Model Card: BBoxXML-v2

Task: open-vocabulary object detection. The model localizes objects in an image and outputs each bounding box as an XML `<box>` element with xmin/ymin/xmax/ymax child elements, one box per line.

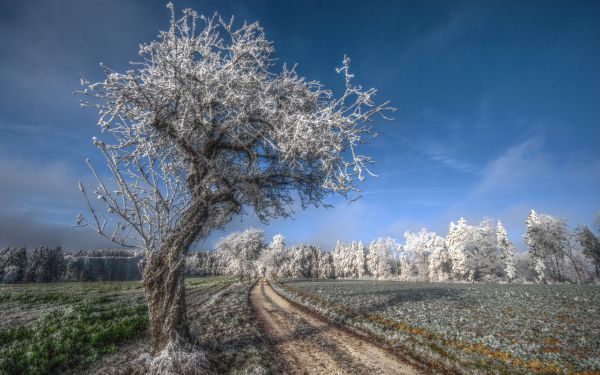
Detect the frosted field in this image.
<box><xmin>0</xmin><ymin>277</ymin><xmax>279</xmax><ymax>374</ymax></box>
<box><xmin>277</xmin><ymin>280</ymin><xmax>600</xmax><ymax>374</ymax></box>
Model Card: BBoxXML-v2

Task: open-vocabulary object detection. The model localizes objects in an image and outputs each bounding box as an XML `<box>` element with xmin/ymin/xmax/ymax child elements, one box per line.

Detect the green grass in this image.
<box><xmin>0</xmin><ymin>291</ymin><xmax>79</xmax><ymax>305</ymax></box>
<box><xmin>0</xmin><ymin>277</ymin><xmax>238</xmax><ymax>375</ymax></box>
<box><xmin>0</xmin><ymin>297</ymin><xmax>148</xmax><ymax>375</ymax></box>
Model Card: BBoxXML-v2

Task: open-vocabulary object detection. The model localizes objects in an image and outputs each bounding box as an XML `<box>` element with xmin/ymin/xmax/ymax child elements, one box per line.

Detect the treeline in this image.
<box><xmin>0</xmin><ymin>247</ymin><xmax>143</xmax><ymax>283</ymax></box>
<box><xmin>4</xmin><ymin>210</ymin><xmax>599</xmax><ymax>285</ymax></box>
<box><xmin>206</xmin><ymin>210</ymin><xmax>600</xmax><ymax>284</ymax></box>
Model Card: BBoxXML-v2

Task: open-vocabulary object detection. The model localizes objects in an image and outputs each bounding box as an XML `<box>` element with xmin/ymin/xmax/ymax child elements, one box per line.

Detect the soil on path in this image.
<box><xmin>250</xmin><ymin>279</ymin><xmax>422</xmax><ymax>375</ymax></box>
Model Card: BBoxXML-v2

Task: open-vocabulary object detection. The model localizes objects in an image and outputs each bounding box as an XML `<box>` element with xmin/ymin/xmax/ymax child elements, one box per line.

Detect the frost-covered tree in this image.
<box><xmin>446</xmin><ymin>219</ymin><xmax>468</xmax><ymax>280</ymax></box>
<box><xmin>286</xmin><ymin>244</ymin><xmax>322</xmax><ymax>278</ymax></box>
<box><xmin>77</xmin><ymin>3</ymin><xmax>391</xmax><ymax>358</ymax></box>
<box><xmin>496</xmin><ymin>221</ymin><xmax>516</xmax><ymax>281</ymax></box>
<box><xmin>332</xmin><ymin>241</ymin><xmax>354</xmax><ymax>278</ymax></box>
<box><xmin>352</xmin><ymin>242</ymin><xmax>368</xmax><ymax>278</ymax></box>
<box><xmin>445</xmin><ymin>218</ymin><xmax>499</xmax><ymax>282</ymax></box>
<box><xmin>259</xmin><ymin>234</ymin><xmax>287</xmax><ymax>279</ymax></box>
<box><xmin>575</xmin><ymin>224</ymin><xmax>600</xmax><ymax>278</ymax></box>
<box><xmin>427</xmin><ymin>234</ymin><xmax>450</xmax><ymax>282</ymax></box>
<box><xmin>26</xmin><ymin>247</ymin><xmax>65</xmax><ymax>283</ymax></box>
<box><xmin>366</xmin><ymin>237</ymin><xmax>397</xmax><ymax>279</ymax></box>
<box><xmin>404</xmin><ymin>229</ymin><xmax>440</xmax><ymax>280</ymax></box>
<box><xmin>185</xmin><ymin>251</ymin><xmax>221</xmax><ymax>276</ymax></box>
<box><xmin>317</xmin><ymin>252</ymin><xmax>336</xmax><ymax>279</ymax></box>
<box><xmin>0</xmin><ymin>247</ymin><xmax>27</xmax><ymax>283</ymax></box>
<box><xmin>216</xmin><ymin>229</ymin><xmax>265</xmax><ymax>282</ymax></box>
<box><xmin>525</xmin><ymin>210</ymin><xmax>570</xmax><ymax>283</ymax></box>
<box><xmin>474</xmin><ymin>219</ymin><xmax>499</xmax><ymax>279</ymax></box>
<box><xmin>525</xmin><ymin>210</ymin><xmax>546</xmax><ymax>283</ymax></box>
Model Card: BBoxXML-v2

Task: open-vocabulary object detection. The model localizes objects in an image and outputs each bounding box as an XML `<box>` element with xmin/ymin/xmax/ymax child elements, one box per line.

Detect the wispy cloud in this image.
<box><xmin>380</xmin><ymin>165</ymin><xmax>443</xmax><ymax>177</ymax></box>
<box><xmin>420</xmin><ymin>141</ymin><xmax>479</xmax><ymax>174</ymax></box>
<box><xmin>472</xmin><ymin>137</ymin><xmax>549</xmax><ymax>196</ymax></box>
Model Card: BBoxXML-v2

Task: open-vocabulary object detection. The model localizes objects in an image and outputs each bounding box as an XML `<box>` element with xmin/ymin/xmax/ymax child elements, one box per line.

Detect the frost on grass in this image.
<box><xmin>133</xmin><ymin>341</ymin><xmax>208</xmax><ymax>375</ymax></box>
<box><xmin>277</xmin><ymin>279</ymin><xmax>600</xmax><ymax>374</ymax></box>
<box><xmin>196</xmin><ymin>282</ymin><xmax>281</xmax><ymax>374</ymax></box>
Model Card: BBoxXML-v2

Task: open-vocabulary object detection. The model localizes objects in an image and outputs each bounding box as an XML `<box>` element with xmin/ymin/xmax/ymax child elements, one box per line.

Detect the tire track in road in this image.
<box><xmin>250</xmin><ymin>279</ymin><xmax>422</xmax><ymax>375</ymax></box>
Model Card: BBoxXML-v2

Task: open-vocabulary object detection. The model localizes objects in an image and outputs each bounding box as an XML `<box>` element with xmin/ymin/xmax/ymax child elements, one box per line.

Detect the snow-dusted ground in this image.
<box><xmin>277</xmin><ymin>279</ymin><xmax>600</xmax><ymax>374</ymax></box>
<box><xmin>0</xmin><ymin>277</ymin><xmax>278</xmax><ymax>374</ymax></box>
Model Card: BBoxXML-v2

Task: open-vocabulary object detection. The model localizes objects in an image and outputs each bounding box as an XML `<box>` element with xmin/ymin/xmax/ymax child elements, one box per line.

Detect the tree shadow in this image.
<box><xmin>338</xmin><ymin>286</ymin><xmax>471</xmax><ymax>314</ymax></box>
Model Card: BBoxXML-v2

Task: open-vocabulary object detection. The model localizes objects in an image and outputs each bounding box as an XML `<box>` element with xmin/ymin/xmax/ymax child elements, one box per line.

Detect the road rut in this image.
<box><xmin>250</xmin><ymin>279</ymin><xmax>421</xmax><ymax>375</ymax></box>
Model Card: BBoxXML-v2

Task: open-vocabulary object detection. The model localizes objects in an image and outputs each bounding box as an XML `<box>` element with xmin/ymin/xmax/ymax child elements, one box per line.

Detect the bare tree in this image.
<box><xmin>77</xmin><ymin>3</ymin><xmax>392</xmax><ymax>358</ymax></box>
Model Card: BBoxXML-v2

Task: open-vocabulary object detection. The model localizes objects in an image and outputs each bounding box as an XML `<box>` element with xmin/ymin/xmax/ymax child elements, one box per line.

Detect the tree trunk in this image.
<box><xmin>142</xmin><ymin>249</ymin><xmax>190</xmax><ymax>355</ymax></box>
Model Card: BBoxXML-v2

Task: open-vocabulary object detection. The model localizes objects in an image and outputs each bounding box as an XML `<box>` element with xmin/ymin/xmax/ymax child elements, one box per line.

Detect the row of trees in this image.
<box><xmin>199</xmin><ymin>211</ymin><xmax>599</xmax><ymax>284</ymax></box>
<box><xmin>5</xmin><ymin>211</ymin><xmax>597</xmax><ymax>285</ymax></box>
<box><xmin>0</xmin><ymin>247</ymin><xmax>143</xmax><ymax>283</ymax></box>
<box><xmin>525</xmin><ymin>210</ymin><xmax>600</xmax><ymax>284</ymax></box>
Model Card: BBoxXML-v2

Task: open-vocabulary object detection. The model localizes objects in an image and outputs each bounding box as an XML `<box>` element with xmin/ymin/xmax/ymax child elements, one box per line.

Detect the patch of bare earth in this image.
<box><xmin>250</xmin><ymin>279</ymin><xmax>422</xmax><ymax>375</ymax></box>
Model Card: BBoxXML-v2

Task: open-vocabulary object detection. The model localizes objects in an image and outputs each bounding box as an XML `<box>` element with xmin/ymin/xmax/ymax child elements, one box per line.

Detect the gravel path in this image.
<box><xmin>250</xmin><ymin>279</ymin><xmax>421</xmax><ymax>375</ymax></box>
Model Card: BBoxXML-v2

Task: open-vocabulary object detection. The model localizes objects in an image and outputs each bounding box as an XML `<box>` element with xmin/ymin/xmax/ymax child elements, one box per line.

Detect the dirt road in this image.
<box><xmin>250</xmin><ymin>279</ymin><xmax>422</xmax><ymax>375</ymax></box>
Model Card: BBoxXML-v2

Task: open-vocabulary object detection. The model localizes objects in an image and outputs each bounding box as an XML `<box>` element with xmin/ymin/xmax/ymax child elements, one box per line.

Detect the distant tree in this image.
<box><xmin>0</xmin><ymin>247</ymin><xmax>27</xmax><ymax>283</ymax></box>
<box><xmin>26</xmin><ymin>247</ymin><xmax>64</xmax><ymax>283</ymax></box>
<box><xmin>445</xmin><ymin>218</ymin><xmax>500</xmax><ymax>282</ymax></box>
<box><xmin>446</xmin><ymin>218</ymin><xmax>472</xmax><ymax>281</ymax></box>
<box><xmin>474</xmin><ymin>219</ymin><xmax>499</xmax><ymax>279</ymax></box>
<box><xmin>575</xmin><ymin>224</ymin><xmax>600</xmax><ymax>278</ymax></box>
<box><xmin>77</xmin><ymin>3</ymin><xmax>391</xmax><ymax>359</ymax></box>
<box><xmin>366</xmin><ymin>237</ymin><xmax>397</xmax><ymax>279</ymax></box>
<box><xmin>260</xmin><ymin>234</ymin><xmax>287</xmax><ymax>279</ymax></box>
<box><xmin>427</xmin><ymin>234</ymin><xmax>450</xmax><ymax>282</ymax></box>
<box><xmin>404</xmin><ymin>229</ymin><xmax>448</xmax><ymax>280</ymax></box>
<box><xmin>317</xmin><ymin>252</ymin><xmax>336</xmax><ymax>279</ymax></box>
<box><xmin>331</xmin><ymin>241</ymin><xmax>349</xmax><ymax>278</ymax></box>
<box><xmin>496</xmin><ymin>221</ymin><xmax>516</xmax><ymax>281</ymax></box>
<box><xmin>287</xmin><ymin>245</ymin><xmax>321</xmax><ymax>278</ymax></box>
<box><xmin>525</xmin><ymin>210</ymin><xmax>546</xmax><ymax>283</ymax></box>
<box><xmin>216</xmin><ymin>229</ymin><xmax>265</xmax><ymax>283</ymax></box>
<box><xmin>525</xmin><ymin>210</ymin><xmax>570</xmax><ymax>283</ymax></box>
<box><xmin>352</xmin><ymin>242</ymin><xmax>368</xmax><ymax>279</ymax></box>
<box><xmin>185</xmin><ymin>251</ymin><xmax>220</xmax><ymax>276</ymax></box>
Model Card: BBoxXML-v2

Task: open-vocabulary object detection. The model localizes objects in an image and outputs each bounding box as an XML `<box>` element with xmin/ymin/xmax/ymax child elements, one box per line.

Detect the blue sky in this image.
<box><xmin>0</xmin><ymin>0</ymin><xmax>599</xmax><ymax>251</ymax></box>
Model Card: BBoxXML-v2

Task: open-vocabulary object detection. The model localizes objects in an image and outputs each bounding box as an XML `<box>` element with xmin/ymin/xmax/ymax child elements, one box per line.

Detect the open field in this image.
<box><xmin>275</xmin><ymin>279</ymin><xmax>600</xmax><ymax>374</ymax></box>
<box><xmin>0</xmin><ymin>277</ymin><xmax>280</xmax><ymax>375</ymax></box>
<box><xmin>4</xmin><ymin>277</ymin><xmax>599</xmax><ymax>374</ymax></box>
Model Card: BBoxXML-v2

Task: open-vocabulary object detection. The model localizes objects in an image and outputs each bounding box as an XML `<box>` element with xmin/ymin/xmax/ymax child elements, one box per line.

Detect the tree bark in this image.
<box><xmin>142</xmin><ymin>248</ymin><xmax>190</xmax><ymax>355</ymax></box>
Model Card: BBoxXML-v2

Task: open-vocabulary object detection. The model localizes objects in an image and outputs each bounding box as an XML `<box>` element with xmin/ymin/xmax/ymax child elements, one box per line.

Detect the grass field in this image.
<box><xmin>275</xmin><ymin>279</ymin><xmax>600</xmax><ymax>374</ymax></box>
<box><xmin>0</xmin><ymin>277</ymin><xmax>279</xmax><ymax>375</ymax></box>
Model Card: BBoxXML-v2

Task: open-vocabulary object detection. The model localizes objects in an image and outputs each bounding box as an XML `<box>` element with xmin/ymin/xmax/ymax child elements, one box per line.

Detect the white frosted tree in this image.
<box><xmin>216</xmin><ymin>228</ymin><xmax>265</xmax><ymax>283</ymax></box>
<box><xmin>445</xmin><ymin>218</ymin><xmax>501</xmax><ymax>282</ymax></box>
<box><xmin>366</xmin><ymin>237</ymin><xmax>397</xmax><ymax>279</ymax></box>
<box><xmin>317</xmin><ymin>252</ymin><xmax>336</xmax><ymax>279</ymax></box>
<box><xmin>260</xmin><ymin>234</ymin><xmax>286</xmax><ymax>279</ymax></box>
<box><xmin>353</xmin><ymin>241</ymin><xmax>368</xmax><ymax>278</ymax></box>
<box><xmin>576</xmin><ymin>224</ymin><xmax>600</xmax><ymax>278</ymax></box>
<box><xmin>496</xmin><ymin>221</ymin><xmax>516</xmax><ymax>281</ymax></box>
<box><xmin>525</xmin><ymin>210</ymin><xmax>549</xmax><ymax>283</ymax></box>
<box><xmin>427</xmin><ymin>234</ymin><xmax>450</xmax><ymax>282</ymax></box>
<box><xmin>525</xmin><ymin>210</ymin><xmax>569</xmax><ymax>283</ymax></box>
<box><xmin>474</xmin><ymin>219</ymin><xmax>499</xmax><ymax>280</ymax></box>
<box><xmin>404</xmin><ymin>229</ymin><xmax>448</xmax><ymax>280</ymax></box>
<box><xmin>76</xmin><ymin>3</ymin><xmax>391</xmax><ymax>360</ymax></box>
<box><xmin>332</xmin><ymin>241</ymin><xmax>355</xmax><ymax>278</ymax></box>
